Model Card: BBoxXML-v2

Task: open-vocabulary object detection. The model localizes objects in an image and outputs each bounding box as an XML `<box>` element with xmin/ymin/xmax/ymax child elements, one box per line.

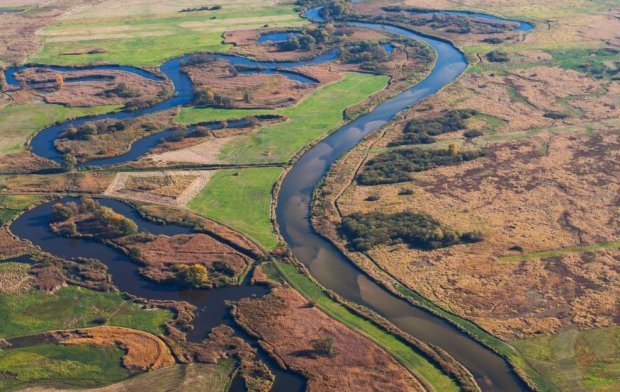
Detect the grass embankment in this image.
<box><xmin>0</xmin><ymin>103</ymin><xmax>120</xmax><ymax>155</ymax></box>
<box><xmin>513</xmin><ymin>327</ymin><xmax>620</xmax><ymax>392</ymax></box>
<box><xmin>0</xmin><ymin>285</ymin><xmax>172</xmax><ymax>338</ymax></box>
<box><xmin>499</xmin><ymin>240</ymin><xmax>620</xmax><ymax>262</ymax></box>
<box><xmin>180</xmin><ymin>72</ymin><xmax>390</xmax><ymax>164</ymax></box>
<box><xmin>188</xmin><ymin>167</ymin><xmax>282</xmax><ymax>250</ymax></box>
<box><xmin>0</xmin><ymin>343</ymin><xmax>128</xmax><ymax>390</ymax></box>
<box><xmin>0</xmin><ymin>194</ymin><xmax>44</xmax><ymax>224</ymax></box>
<box><xmin>274</xmin><ymin>262</ymin><xmax>459</xmax><ymax>391</ymax></box>
<box><xmin>31</xmin><ymin>4</ymin><xmax>305</xmax><ymax>66</ymax></box>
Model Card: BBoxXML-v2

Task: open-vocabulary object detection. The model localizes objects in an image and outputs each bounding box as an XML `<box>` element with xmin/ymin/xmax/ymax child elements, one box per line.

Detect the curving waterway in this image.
<box><xmin>4</xmin><ymin>5</ymin><xmax>535</xmax><ymax>391</ymax></box>
<box><xmin>276</xmin><ymin>6</ymin><xmax>531</xmax><ymax>392</ymax></box>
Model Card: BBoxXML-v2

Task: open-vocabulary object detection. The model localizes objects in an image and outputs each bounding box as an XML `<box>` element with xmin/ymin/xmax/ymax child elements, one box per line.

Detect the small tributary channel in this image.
<box><xmin>10</xmin><ymin>197</ymin><xmax>306</xmax><ymax>392</ymax></box>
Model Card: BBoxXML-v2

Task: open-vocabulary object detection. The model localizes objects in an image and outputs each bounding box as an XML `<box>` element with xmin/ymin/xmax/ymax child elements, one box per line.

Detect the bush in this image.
<box><xmin>340</xmin><ymin>211</ymin><xmax>468</xmax><ymax>251</ymax></box>
<box><xmin>357</xmin><ymin>147</ymin><xmax>485</xmax><ymax>185</ymax></box>
<box><xmin>543</xmin><ymin>112</ymin><xmax>570</xmax><ymax>120</ymax></box>
<box><xmin>312</xmin><ymin>335</ymin><xmax>336</xmax><ymax>357</ymax></box>
<box><xmin>463</xmin><ymin>129</ymin><xmax>484</xmax><ymax>139</ymax></box>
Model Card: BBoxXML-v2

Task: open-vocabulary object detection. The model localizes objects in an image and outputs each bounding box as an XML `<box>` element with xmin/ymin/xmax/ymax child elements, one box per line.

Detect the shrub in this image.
<box><xmin>463</xmin><ymin>129</ymin><xmax>483</xmax><ymax>139</ymax></box>
<box><xmin>543</xmin><ymin>112</ymin><xmax>570</xmax><ymax>120</ymax></box>
<box><xmin>312</xmin><ymin>335</ymin><xmax>336</xmax><ymax>357</ymax></box>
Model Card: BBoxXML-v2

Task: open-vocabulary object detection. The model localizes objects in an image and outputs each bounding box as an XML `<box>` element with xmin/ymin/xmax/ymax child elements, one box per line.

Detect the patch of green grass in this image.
<box><xmin>180</xmin><ymin>73</ymin><xmax>389</xmax><ymax>164</ymax></box>
<box><xmin>0</xmin><ymin>286</ymin><xmax>173</xmax><ymax>338</ymax></box>
<box><xmin>549</xmin><ymin>48</ymin><xmax>619</xmax><ymax>79</ymax></box>
<box><xmin>0</xmin><ymin>103</ymin><xmax>120</xmax><ymax>155</ymax></box>
<box><xmin>188</xmin><ymin>167</ymin><xmax>283</xmax><ymax>250</ymax></box>
<box><xmin>177</xmin><ymin>108</ymin><xmax>271</xmax><ymax>124</ymax></box>
<box><xmin>32</xmin><ymin>31</ymin><xmax>231</xmax><ymax>67</ymax></box>
<box><xmin>513</xmin><ymin>327</ymin><xmax>620</xmax><ymax>392</ymax></box>
<box><xmin>0</xmin><ymin>343</ymin><xmax>128</xmax><ymax>390</ymax></box>
<box><xmin>274</xmin><ymin>262</ymin><xmax>459</xmax><ymax>391</ymax></box>
<box><xmin>0</xmin><ymin>195</ymin><xmax>44</xmax><ymax>224</ymax></box>
<box><xmin>31</xmin><ymin>5</ymin><xmax>305</xmax><ymax>66</ymax></box>
<box><xmin>498</xmin><ymin>240</ymin><xmax>620</xmax><ymax>262</ymax></box>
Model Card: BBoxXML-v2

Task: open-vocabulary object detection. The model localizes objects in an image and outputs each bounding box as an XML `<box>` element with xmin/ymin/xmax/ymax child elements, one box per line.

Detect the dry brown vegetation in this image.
<box><xmin>0</xmin><ymin>151</ymin><xmax>57</xmax><ymax>174</ymax></box>
<box><xmin>105</xmin><ymin>170</ymin><xmax>213</xmax><ymax>207</ymax></box>
<box><xmin>0</xmin><ymin>172</ymin><xmax>114</xmax><ymax>193</ymax></box>
<box><xmin>10</xmin><ymin>68</ymin><xmax>171</xmax><ymax>108</ymax></box>
<box><xmin>118</xmin><ymin>233</ymin><xmax>251</xmax><ymax>286</ymax></box>
<box><xmin>135</xmin><ymin>203</ymin><xmax>265</xmax><ymax>259</ymax></box>
<box><xmin>54</xmin><ymin>109</ymin><xmax>177</xmax><ymax>163</ymax></box>
<box><xmin>234</xmin><ymin>285</ymin><xmax>424</xmax><ymax>392</ymax></box>
<box><xmin>57</xmin><ymin>326</ymin><xmax>175</xmax><ymax>373</ymax></box>
<box><xmin>184</xmin><ymin>58</ymin><xmax>316</xmax><ymax>109</ymax></box>
<box><xmin>0</xmin><ymin>262</ymin><xmax>32</xmax><ymax>294</ymax></box>
<box><xmin>316</xmin><ymin>73</ymin><xmax>619</xmax><ymax>340</ymax></box>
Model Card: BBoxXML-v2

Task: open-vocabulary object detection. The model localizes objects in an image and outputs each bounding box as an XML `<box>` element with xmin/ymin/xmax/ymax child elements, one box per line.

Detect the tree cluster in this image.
<box><xmin>51</xmin><ymin>197</ymin><xmax>138</xmax><ymax>238</ymax></box>
<box><xmin>98</xmin><ymin>82</ymin><xmax>139</xmax><ymax>98</ymax></box>
<box><xmin>357</xmin><ymin>146</ymin><xmax>485</xmax><ymax>185</ymax></box>
<box><xmin>340</xmin><ymin>41</ymin><xmax>388</xmax><ymax>65</ymax></box>
<box><xmin>62</xmin><ymin>120</ymin><xmax>130</xmax><ymax>140</ymax></box>
<box><xmin>389</xmin><ymin>109</ymin><xmax>477</xmax><ymax>146</ymax></box>
<box><xmin>340</xmin><ymin>211</ymin><xmax>482</xmax><ymax>251</ymax></box>
<box><xmin>278</xmin><ymin>27</ymin><xmax>331</xmax><ymax>51</ymax></box>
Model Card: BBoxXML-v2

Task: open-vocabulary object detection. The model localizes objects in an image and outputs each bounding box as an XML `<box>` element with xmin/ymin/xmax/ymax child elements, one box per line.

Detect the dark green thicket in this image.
<box><xmin>486</xmin><ymin>50</ymin><xmax>510</xmax><ymax>62</ymax></box>
<box><xmin>358</xmin><ymin>147</ymin><xmax>485</xmax><ymax>185</ymax></box>
<box><xmin>389</xmin><ymin>110</ymin><xmax>477</xmax><ymax>146</ymax></box>
<box><xmin>340</xmin><ymin>211</ymin><xmax>482</xmax><ymax>251</ymax></box>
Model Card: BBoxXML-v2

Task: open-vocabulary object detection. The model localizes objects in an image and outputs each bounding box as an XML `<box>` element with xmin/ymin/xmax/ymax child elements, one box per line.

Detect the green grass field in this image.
<box><xmin>180</xmin><ymin>73</ymin><xmax>389</xmax><ymax>164</ymax></box>
<box><xmin>0</xmin><ymin>286</ymin><xmax>172</xmax><ymax>338</ymax></box>
<box><xmin>0</xmin><ymin>103</ymin><xmax>120</xmax><ymax>155</ymax></box>
<box><xmin>274</xmin><ymin>262</ymin><xmax>459</xmax><ymax>392</ymax></box>
<box><xmin>513</xmin><ymin>327</ymin><xmax>620</xmax><ymax>392</ymax></box>
<box><xmin>188</xmin><ymin>167</ymin><xmax>282</xmax><ymax>249</ymax></box>
<box><xmin>31</xmin><ymin>4</ymin><xmax>305</xmax><ymax>66</ymax></box>
<box><xmin>0</xmin><ymin>343</ymin><xmax>128</xmax><ymax>390</ymax></box>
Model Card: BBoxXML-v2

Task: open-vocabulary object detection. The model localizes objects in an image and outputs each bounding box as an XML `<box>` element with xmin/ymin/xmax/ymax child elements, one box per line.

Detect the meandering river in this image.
<box><xmin>5</xmin><ymin>5</ymin><xmax>535</xmax><ymax>391</ymax></box>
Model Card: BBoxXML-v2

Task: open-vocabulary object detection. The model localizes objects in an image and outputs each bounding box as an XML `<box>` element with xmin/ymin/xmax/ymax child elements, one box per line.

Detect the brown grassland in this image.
<box><xmin>233</xmin><ymin>284</ymin><xmax>424</xmax><ymax>392</ymax></box>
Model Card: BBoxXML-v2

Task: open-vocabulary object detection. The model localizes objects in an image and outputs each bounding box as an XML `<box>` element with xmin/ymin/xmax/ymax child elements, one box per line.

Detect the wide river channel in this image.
<box><xmin>6</xmin><ymin>5</ymin><xmax>534</xmax><ymax>391</ymax></box>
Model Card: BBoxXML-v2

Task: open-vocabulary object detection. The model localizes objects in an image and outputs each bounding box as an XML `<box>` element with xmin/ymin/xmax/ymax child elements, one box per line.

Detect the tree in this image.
<box><xmin>312</xmin><ymin>335</ymin><xmax>336</xmax><ymax>357</ymax></box>
<box><xmin>448</xmin><ymin>143</ymin><xmax>459</xmax><ymax>156</ymax></box>
<box><xmin>55</xmin><ymin>73</ymin><xmax>64</xmax><ymax>90</ymax></box>
<box><xmin>243</xmin><ymin>89</ymin><xmax>253</xmax><ymax>104</ymax></box>
<box><xmin>176</xmin><ymin>264</ymin><xmax>209</xmax><ymax>287</ymax></box>
<box><xmin>51</xmin><ymin>203</ymin><xmax>73</xmax><ymax>222</ymax></box>
<box><xmin>62</xmin><ymin>154</ymin><xmax>77</xmax><ymax>171</ymax></box>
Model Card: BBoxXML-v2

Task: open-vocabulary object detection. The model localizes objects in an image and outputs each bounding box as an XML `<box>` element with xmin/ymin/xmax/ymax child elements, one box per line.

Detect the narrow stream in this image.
<box><xmin>4</xmin><ymin>5</ymin><xmax>536</xmax><ymax>391</ymax></box>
